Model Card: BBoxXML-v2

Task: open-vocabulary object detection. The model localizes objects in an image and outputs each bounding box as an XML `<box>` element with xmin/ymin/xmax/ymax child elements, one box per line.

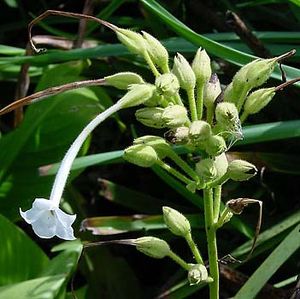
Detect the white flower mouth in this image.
<box><xmin>20</xmin><ymin>198</ymin><xmax>76</xmax><ymax>240</ymax></box>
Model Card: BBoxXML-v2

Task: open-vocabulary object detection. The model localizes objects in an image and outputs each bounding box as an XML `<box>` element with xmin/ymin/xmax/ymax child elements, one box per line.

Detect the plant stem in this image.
<box><xmin>213</xmin><ymin>186</ymin><xmax>222</xmax><ymax>223</ymax></box>
<box><xmin>203</xmin><ymin>188</ymin><xmax>219</xmax><ymax>299</ymax></box>
<box><xmin>196</xmin><ymin>83</ymin><xmax>204</xmax><ymax>120</ymax></box>
<box><xmin>168</xmin><ymin>250</ymin><xmax>190</xmax><ymax>271</ymax></box>
<box><xmin>167</xmin><ymin>151</ymin><xmax>200</xmax><ymax>182</ymax></box>
<box><xmin>174</xmin><ymin>92</ymin><xmax>185</xmax><ymax>106</ymax></box>
<box><xmin>156</xmin><ymin>159</ymin><xmax>193</xmax><ymax>185</ymax></box>
<box><xmin>240</xmin><ymin>110</ymin><xmax>248</xmax><ymax>123</ymax></box>
<box><xmin>206</xmin><ymin>106</ymin><xmax>214</xmax><ymax>125</ymax></box>
<box><xmin>143</xmin><ymin>51</ymin><xmax>160</xmax><ymax>78</ymax></box>
<box><xmin>186</xmin><ymin>88</ymin><xmax>198</xmax><ymax>121</ymax></box>
<box><xmin>185</xmin><ymin>232</ymin><xmax>204</xmax><ymax>264</ymax></box>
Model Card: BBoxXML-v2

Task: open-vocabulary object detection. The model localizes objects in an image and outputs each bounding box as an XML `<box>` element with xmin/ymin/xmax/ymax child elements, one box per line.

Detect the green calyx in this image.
<box><xmin>155</xmin><ymin>73</ymin><xmax>180</xmax><ymax>98</ymax></box>
<box><xmin>189</xmin><ymin>120</ymin><xmax>211</xmax><ymax>142</ymax></box>
<box><xmin>227</xmin><ymin>159</ymin><xmax>257</xmax><ymax>181</ymax></box>
<box><xmin>172</xmin><ymin>53</ymin><xmax>196</xmax><ymax>91</ymax></box>
<box><xmin>123</xmin><ymin>144</ymin><xmax>158</xmax><ymax>167</ymax></box>
<box><xmin>135</xmin><ymin>107</ymin><xmax>165</xmax><ymax>128</ymax></box>
<box><xmin>163</xmin><ymin>206</ymin><xmax>191</xmax><ymax>237</ymax></box>
<box><xmin>104</xmin><ymin>72</ymin><xmax>144</xmax><ymax>90</ymax></box>
<box><xmin>134</xmin><ymin>237</ymin><xmax>171</xmax><ymax>259</ymax></box>
<box><xmin>192</xmin><ymin>48</ymin><xmax>212</xmax><ymax>84</ymax></box>
<box><xmin>119</xmin><ymin>83</ymin><xmax>156</xmax><ymax>108</ymax></box>
<box><xmin>188</xmin><ymin>264</ymin><xmax>209</xmax><ymax>285</ymax></box>
<box><xmin>162</xmin><ymin>105</ymin><xmax>189</xmax><ymax>128</ymax></box>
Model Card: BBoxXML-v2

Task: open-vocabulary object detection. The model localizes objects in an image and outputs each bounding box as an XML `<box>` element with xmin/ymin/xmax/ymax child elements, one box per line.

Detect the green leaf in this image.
<box><xmin>82</xmin><ymin>214</ymin><xmax>204</xmax><ymax>235</ymax></box>
<box><xmin>0</xmin><ymin>241</ymin><xmax>82</xmax><ymax>299</ymax></box>
<box><xmin>234</xmin><ymin>223</ymin><xmax>300</xmax><ymax>299</ymax></box>
<box><xmin>0</xmin><ymin>214</ymin><xmax>49</xmax><ymax>286</ymax></box>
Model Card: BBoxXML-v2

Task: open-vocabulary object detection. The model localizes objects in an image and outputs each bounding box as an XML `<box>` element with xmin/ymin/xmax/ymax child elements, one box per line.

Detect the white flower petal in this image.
<box><xmin>54</xmin><ymin>209</ymin><xmax>76</xmax><ymax>240</ymax></box>
<box><xmin>20</xmin><ymin>198</ymin><xmax>77</xmax><ymax>240</ymax></box>
<box><xmin>30</xmin><ymin>210</ymin><xmax>57</xmax><ymax>239</ymax></box>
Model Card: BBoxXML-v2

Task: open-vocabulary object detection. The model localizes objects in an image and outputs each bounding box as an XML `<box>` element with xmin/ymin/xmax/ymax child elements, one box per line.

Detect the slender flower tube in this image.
<box><xmin>20</xmin><ymin>103</ymin><xmax>122</xmax><ymax>240</ymax></box>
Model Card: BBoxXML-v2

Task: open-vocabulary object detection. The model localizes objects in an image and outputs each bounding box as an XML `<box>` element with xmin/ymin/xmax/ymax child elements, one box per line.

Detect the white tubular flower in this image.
<box><xmin>20</xmin><ymin>198</ymin><xmax>76</xmax><ymax>240</ymax></box>
<box><xmin>20</xmin><ymin>103</ymin><xmax>122</xmax><ymax>240</ymax></box>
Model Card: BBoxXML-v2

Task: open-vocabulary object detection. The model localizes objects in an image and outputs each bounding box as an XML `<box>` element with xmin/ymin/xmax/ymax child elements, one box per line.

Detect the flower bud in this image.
<box><xmin>227</xmin><ymin>159</ymin><xmax>257</xmax><ymax>181</ymax></box>
<box><xmin>205</xmin><ymin>135</ymin><xmax>227</xmax><ymax>157</ymax></box>
<box><xmin>189</xmin><ymin>120</ymin><xmax>211</xmax><ymax>142</ymax></box>
<box><xmin>165</xmin><ymin>127</ymin><xmax>190</xmax><ymax>145</ymax></box>
<box><xmin>196</xmin><ymin>158</ymin><xmax>218</xmax><ymax>181</ymax></box>
<box><xmin>116</xmin><ymin>28</ymin><xmax>147</xmax><ymax>55</ymax></box>
<box><xmin>172</xmin><ymin>53</ymin><xmax>196</xmax><ymax>91</ymax></box>
<box><xmin>133</xmin><ymin>135</ymin><xmax>172</xmax><ymax>159</ymax></box>
<box><xmin>155</xmin><ymin>73</ymin><xmax>180</xmax><ymax>97</ymax></box>
<box><xmin>214</xmin><ymin>153</ymin><xmax>229</xmax><ymax>180</ymax></box>
<box><xmin>135</xmin><ymin>107</ymin><xmax>165</xmax><ymax>128</ymax></box>
<box><xmin>123</xmin><ymin>144</ymin><xmax>158</xmax><ymax>167</ymax></box>
<box><xmin>244</xmin><ymin>57</ymin><xmax>277</xmax><ymax>89</ymax></box>
<box><xmin>120</xmin><ymin>83</ymin><xmax>156</xmax><ymax>108</ymax></box>
<box><xmin>188</xmin><ymin>264</ymin><xmax>208</xmax><ymax>285</ymax></box>
<box><xmin>244</xmin><ymin>87</ymin><xmax>276</xmax><ymax>115</ymax></box>
<box><xmin>142</xmin><ymin>31</ymin><xmax>169</xmax><ymax>72</ymax></box>
<box><xmin>203</xmin><ymin>73</ymin><xmax>222</xmax><ymax>109</ymax></box>
<box><xmin>162</xmin><ymin>105</ymin><xmax>189</xmax><ymax>128</ymax></box>
<box><xmin>215</xmin><ymin>102</ymin><xmax>239</xmax><ymax>128</ymax></box>
<box><xmin>105</xmin><ymin>72</ymin><xmax>144</xmax><ymax>90</ymax></box>
<box><xmin>192</xmin><ymin>48</ymin><xmax>212</xmax><ymax>83</ymax></box>
<box><xmin>163</xmin><ymin>206</ymin><xmax>191</xmax><ymax>237</ymax></box>
<box><xmin>134</xmin><ymin>237</ymin><xmax>171</xmax><ymax>259</ymax></box>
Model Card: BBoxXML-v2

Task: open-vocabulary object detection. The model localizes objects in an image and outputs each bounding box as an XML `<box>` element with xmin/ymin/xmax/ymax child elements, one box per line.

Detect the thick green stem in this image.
<box><xmin>185</xmin><ymin>232</ymin><xmax>204</xmax><ymax>264</ymax></box>
<box><xmin>167</xmin><ymin>151</ymin><xmax>200</xmax><ymax>182</ymax></box>
<box><xmin>240</xmin><ymin>110</ymin><xmax>248</xmax><ymax>123</ymax></box>
<box><xmin>213</xmin><ymin>186</ymin><xmax>222</xmax><ymax>223</ymax></box>
<box><xmin>143</xmin><ymin>51</ymin><xmax>160</xmax><ymax>78</ymax></box>
<box><xmin>196</xmin><ymin>83</ymin><xmax>205</xmax><ymax>120</ymax></box>
<box><xmin>168</xmin><ymin>250</ymin><xmax>190</xmax><ymax>271</ymax></box>
<box><xmin>174</xmin><ymin>92</ymin><xmax>185</xmax><ymax>106</ymax></box>
<box><xmin>156</xmin><ymin>159</ymin><xmax>193</xmax><ymax>185</ymax></box>
<box><xmin>203</xmin><ymin>188</ymin><xmax>219</xmax><ymax>299</ymax></box>
<box><xmin>186</xmin><ymin>88</ymin><xmax>198</xmax><ymax>122</ymax></box>
<box><xmin>206</xmin><ymin>106</ymin><xmax>214</xmax><ymax>125</ymax></box>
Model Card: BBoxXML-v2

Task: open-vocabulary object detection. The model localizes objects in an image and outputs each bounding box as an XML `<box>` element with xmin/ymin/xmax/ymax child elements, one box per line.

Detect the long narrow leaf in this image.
<box><xmin>234</xmin><ymin>223</ymin><xmax>300</xmax><ymax>298</ymax></box>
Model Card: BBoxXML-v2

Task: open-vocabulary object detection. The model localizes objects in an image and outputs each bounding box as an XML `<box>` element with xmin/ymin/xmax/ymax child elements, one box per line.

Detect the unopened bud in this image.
<box><xmin>189</xmin><ymin>120</ymin><xmax>211</xmax><ymax>142</ymax></box>
<box><xmin>227</xmin><ymin>160</ymin><xmax>257</xmax><ymax>181</ymax></box>
<box><xmin>244</xmin><ymin>87</ymin><xmax>276</xmax><ymax>115</ymax></box>
<box><xmin>172</xmin><ymin>53</ymin><xmax>196</xmax><ymax>91</ymax></box>
<box><xmin>133</xmin><ymin>135</ymin><xmax>172</xmax><ymax>159</ymax></box>
<box><xmin>165</xmin><ymin>127</ymin><xmax>190</xmax><ymax>145</ymax></box>
<box><xmin>244</xmin><ymin>57</ymin><xmax>277</xmax><ymax>89</ymax></box>
<box><xmin>135</xmin><ymin>107</ymin><xmax>165</xmax><ymax>128</ymax></box>
<box><xmin>134</xmin><ymin>237</ymin><xmax>171</xmax><ymax>259</ymax></box>
<box><xmin>196</xmin><ymin>158</ymin><xmax>218</xmax><ymax>181</ymax></box>
<box><xmin>203</xmin><ymin>74</ymin><xmax>222</xmax><ymax>109</ymax></box>
<box><xmin>142</xmin><ymin>31</ymin><xmax>169</xmax><ymax>72</ymax></box>
<box><xmin>192</xmin><ymin>48</ymin><xmax>212</xmax><ymax>83</ymax></box>
<box><xmin>188</xmin><ymin>264</ymin><xmax>208</xmax><ymax>285</ymax></box>
<box><xmin>163</xmin><ymin>206</ymin><xmax>191</xmax><ymax>237</ymax></box>
<box><xmin>162</xmin><ymin>105</ymin><xmax>189</xmax><ymax>128</ymax></box>
<box><xmin>105</xmin><ymin>72</ymin><xmax>144</xmax><ymax>90</ymax></box>
<box><xmin>214</xmin><ymin>153</ymin><xmax>229</xmax><ymax>180</ymax></box>
<box><xmin>144</xmin><ymin>91</ymin><xmax>162</xmax><ymax>107</ymax></box>
<box><xmin>120</xmin><ymin>83</ymin><xmax>156</xmax><ymax>108</ymax></box>
<box><xmin>155</xmin><ymin>73</ymin><xmax>180</xmax><ymax>97</ymax></box>
<box><xmin>205</xmin><ymin>135</ymin><xmax>227</xmax><ymax>157</ymax></box>
<box><xmin>123</xmin><ymin>144</ymin><xmax>158</xmax><ymax>167</ymax></box>
<box><xmin>215</xmin><ymin>102</ymin><xmax>239</xmax><ymax>128</ymax></box>
<box><xmin>116</xmin><ymin>28</ymin><xmax>146</xmax><ymax>55</ymax></box>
